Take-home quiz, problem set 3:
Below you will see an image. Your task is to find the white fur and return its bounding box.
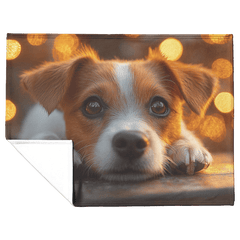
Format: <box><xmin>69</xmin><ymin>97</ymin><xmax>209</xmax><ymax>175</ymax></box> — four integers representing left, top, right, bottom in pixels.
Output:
<box><xmin>19</xmin><ymin>104</ymin><xmax>66</xmax><ymax>140</ymax></box>
<box><xmin>114</xmin><ymin>63</ymin><xmax>135</xmax><ymax>106</ymax></box>
<box><xmin>168</xmin><ymin>123</ymin><xmax>213</xmax><ymax>175</ymax></box>
<box><xmin>93</xmin><ymin>113</ymin><xmax>165</xmax><ymax>180</ymax></box>
<box><xmin>92</xmin><ymin>63</ymin><xmax>166</xmax><ymax>181</ymax></box>
<box><xmin>19</xmin><ymin>104</ymin><xmax>83</xmax><ymax>166</ymax></box>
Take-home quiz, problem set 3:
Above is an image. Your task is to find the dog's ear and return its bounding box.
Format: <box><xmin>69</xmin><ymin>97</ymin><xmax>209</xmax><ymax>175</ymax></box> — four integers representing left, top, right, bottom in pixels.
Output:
<box><xmin>166</xmin><ymin>61</ymin><xmax>218</xmax><ymax>115</ymax></box>
<box><xmin>149</xmin><ymin>58</ymin><xmax>218</xmax><ymax>115</ymax></box>
<box><xmin>21</xmin><ymin>57</ymin><xmax>95</xmax><ymax>114</ymax></box>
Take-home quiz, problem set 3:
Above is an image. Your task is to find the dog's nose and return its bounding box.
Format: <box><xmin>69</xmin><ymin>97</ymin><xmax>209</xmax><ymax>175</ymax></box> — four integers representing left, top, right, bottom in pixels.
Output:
<box><xmin>112</xmin><ymin>131</ymin><xmax>149</xmax><ymax>160</ymax></box>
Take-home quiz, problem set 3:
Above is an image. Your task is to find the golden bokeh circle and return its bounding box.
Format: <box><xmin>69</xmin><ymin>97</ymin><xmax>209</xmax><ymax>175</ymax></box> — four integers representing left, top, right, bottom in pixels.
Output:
<box><xmin>201</xmin><ymin>34</ymin><xmax>214</xmax><ymax>44</ymax></box>
<box><xmin>6</xmin><ymin>39</ymin><xmax>21</xmax><ymax>60</ymax></box>
<box><xmin>212</xmin><ymin>58</ymin><xmax>233</xmax><ymax>79</ymax></box>
<box><xmin>214</xmin><ymin>92</ymin><xmax>234</xmax><ymax>113</ymax></box>
<box><xmin>54</xmin><ymin>34</ymin><xmax>79</xmax><ymax>53</ymax></box>
<box><xmin>6</xmin><ymin>100</ymin><xmax>17</xmax><ymax>121</ymax></box>
<box><xmin>125</xmin><ymin>34</ymin><xmax>140</xmax><ymax>38</ymax></box>
<box><xmin>53</xmin><ymin>34</ymin><xmax>79</xmax><ymax>61</ymax></box>
<box><xmin>199</xmin><ymin>114</ymin><xmax>226</xmax><ymax>142</ymax></box>
<box><xmin>159</xmin><ymin>38</ymin><xmax>183</xmax><ymax>61</ymax></box>
<box><xmin>201</xmin><ymin>34</ymin><xmax>232</xmax><ymax>45</ymax></box>
<box><xmin>27</xmin><ymin>34</ymin><xmax>47</xmax><ymax>46</ymax></box>
<box><xmin>209</xmin><ymin>34</ymin><xmax>232</xmax><ymax>44</ymax></box>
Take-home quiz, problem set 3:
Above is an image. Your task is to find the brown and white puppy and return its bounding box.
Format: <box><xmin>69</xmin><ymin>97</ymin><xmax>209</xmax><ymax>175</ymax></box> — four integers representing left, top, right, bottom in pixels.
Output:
<box><xmin>19</xmin><ymin>46</ymin><xmax>218</xmax><ymax>182</ymax></box>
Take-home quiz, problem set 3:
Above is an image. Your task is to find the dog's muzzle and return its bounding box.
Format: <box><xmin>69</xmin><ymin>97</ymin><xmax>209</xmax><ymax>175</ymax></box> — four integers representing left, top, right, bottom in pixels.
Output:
<box><xmin>112</xmin><ymin>130</ymin><xmax>149</xmax><ymax>161</ymax></box>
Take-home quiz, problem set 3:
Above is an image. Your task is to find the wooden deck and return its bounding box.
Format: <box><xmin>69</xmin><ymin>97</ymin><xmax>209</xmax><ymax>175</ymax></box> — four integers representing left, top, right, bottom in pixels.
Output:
<box><xmin>73</xmin><ymin>153</ymin><xmax>234</xmax><ymax>206</ymax></box>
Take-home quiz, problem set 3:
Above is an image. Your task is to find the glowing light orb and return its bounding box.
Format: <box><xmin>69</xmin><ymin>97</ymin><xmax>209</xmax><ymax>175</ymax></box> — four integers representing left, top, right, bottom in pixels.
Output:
<box><xmin>201</xmin><ymin>34</ymin><xmax>232</xmax><ymax>44</ymax></box>
<box><xmin>159</xmin><ymin>38</ymin><xmax>183</xmax><ymax>61</ymax></box>
<box><xmin>27</xmin><ymin>34</ymin><xmax>47</xmax><ymax>46</ymax></box>
<box><xmin>6</xmin><ymin>40</ymin><xmax>21</xmax><ymax>60</ymax></box>
<box><xmin>201</xmin><ymin>34</ymin><xmax>214</xmax><ymax>44</ymax></box>
<box><xmin>199</xmin><ymin>114</ymin><xmax>226</xmax><ymax>142</ymax></box>
<box><xmin>125</xmin><ymin>34</ymin><xmax>140</xmax><ymax>38</ymax></box>
<box><xmin>54</xmin><ymin>34</ymin><xmax>79</xmax><ymax>53</ymax></box>
<box><xmin>214</xmin><ymin>92</ymin><xmax>233</xmax><ymax>113</ymax></box>
<box><xmin>209</xmin><ymin>34</ymin><xmax>232</xmax><ymax>44</ymax></box>
<box><xmin>6</xmin><ymin>100</ymin><xmax>17</xmax><ymax>121</ymax></box>
<box><xmin>212</xmin><ymin>58</ymin><xmax>233</xmax><ymax>79</ymax></box>
<box><xmin>53</xmin><ymin>34</ymin><xmax>79</xmax><ymax>61</ymax></box>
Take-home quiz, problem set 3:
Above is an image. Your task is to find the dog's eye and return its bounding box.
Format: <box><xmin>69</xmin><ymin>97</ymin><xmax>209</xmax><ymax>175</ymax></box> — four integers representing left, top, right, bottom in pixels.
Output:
<box><xmin>149</xmin><ymin>96</ymin><xmax>170</xmax><ymax>117</ymax></box>
<box><xmin>86</xmin><ymin>101</ymin><xmax>102</xmax><ymax>115</ymax></box>
<box><xmin>151</xmin><ymin>101</ymin><xmax>166</xmax><ymax>114</ymax></box>
<box><xmin>82</xmin><ymin>96</ymin><xmax>106</xmax><ymax>118</ymax></box>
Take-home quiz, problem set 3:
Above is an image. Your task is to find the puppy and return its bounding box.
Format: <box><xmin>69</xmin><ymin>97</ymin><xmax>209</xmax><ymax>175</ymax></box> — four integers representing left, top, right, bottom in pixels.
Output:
<box><xmin>19</xmin><ymin>45</ymin><xmax>218</xmax><ymax>182</ymax></box>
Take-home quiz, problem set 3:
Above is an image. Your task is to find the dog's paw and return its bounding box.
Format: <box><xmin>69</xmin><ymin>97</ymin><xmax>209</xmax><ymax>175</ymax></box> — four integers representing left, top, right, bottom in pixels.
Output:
<box><xmin>167</xmin><ymin>140</ymin><xmax>212</xmax><ymax>175</ymax></box>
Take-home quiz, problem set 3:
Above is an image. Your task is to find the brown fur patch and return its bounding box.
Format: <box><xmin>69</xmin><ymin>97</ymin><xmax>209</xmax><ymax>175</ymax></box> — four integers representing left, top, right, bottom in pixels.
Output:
<box><xmin>130</xmin><ymin>61</ymin><xmax>183</xmax><ymax>145</ymax></box>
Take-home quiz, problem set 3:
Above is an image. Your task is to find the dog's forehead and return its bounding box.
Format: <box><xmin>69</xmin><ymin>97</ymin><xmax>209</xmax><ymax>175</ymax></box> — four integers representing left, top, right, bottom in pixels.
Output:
<box><xmin>114</xmin><ymin>62</ymin><xmax>135</xmax><ymax>102</ymax></box>
<box><xmin>74</xmin><ymin>60</ymin><xmax>173</xmax><ymax>107</ymax></box>
<box><xmin>113</xmin><ymin>61</ymin><xmax>173</xmax><ymax>104</ymax></box>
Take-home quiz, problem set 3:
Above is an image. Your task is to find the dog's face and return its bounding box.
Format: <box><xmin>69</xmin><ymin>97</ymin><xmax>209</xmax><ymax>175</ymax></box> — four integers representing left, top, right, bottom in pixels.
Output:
<box><xmin>21</xmin><ymin>47</ymin><xmax>218</xmax><ymax>181</ymax></box>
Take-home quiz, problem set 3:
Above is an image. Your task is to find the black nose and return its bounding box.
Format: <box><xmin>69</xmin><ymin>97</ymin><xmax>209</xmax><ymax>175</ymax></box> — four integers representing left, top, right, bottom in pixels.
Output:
<box><xmin>112</xmin><ymin>131</ymin><xmax>149</xmax><ymax>160</ymax></box>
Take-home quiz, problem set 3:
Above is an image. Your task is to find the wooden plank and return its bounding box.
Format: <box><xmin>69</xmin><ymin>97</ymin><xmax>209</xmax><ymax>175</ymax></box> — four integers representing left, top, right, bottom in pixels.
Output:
<box><xmin>73</xmin><ymin>153</ymin><xmax>234</xmax><ymax>206</ymax></box>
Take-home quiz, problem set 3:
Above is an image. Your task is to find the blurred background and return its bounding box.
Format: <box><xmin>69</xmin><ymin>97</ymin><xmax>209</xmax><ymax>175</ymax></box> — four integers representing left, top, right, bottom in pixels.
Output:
<box><xmin>5</xmin><ymin>34</ymin><xmax>233</xmax><ymax>153</ymax></box>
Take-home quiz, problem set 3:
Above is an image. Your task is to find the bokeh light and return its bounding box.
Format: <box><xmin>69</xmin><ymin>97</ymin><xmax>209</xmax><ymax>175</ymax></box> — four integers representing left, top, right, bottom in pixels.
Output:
<box><xmin>53</xmin><ymin>34</ymin><xmax>79</xmax><ymax>61</ymax></box>
<box><xmin>212</xmin><ymin>58</ymin><xmax>233</xmax><ymax>79</ymax></box>
<box><xmin>27</xmin><ymin>34</ymin><xmax>47</xmax><ymax>46</ymax></box>
<box><xmin>6</xmin><ymin>39</ymin><xmax>21</xmax><ymax>60</ymax></box>
<box><xmin>6</xmin><ymin>100</ymin><xmax>17</xmax><ymax>121</ymax></box>
<box><xmin>214</xmin><ymin>92</ymin><xmax>233</xmax><ymax>113</ymax></box>
<box><xmin>199</xmin><ymin>114</ymin><xmax>226</xmax><ymax>142</ymax></box>
<box><xmin>209</xmin><ymin>34</ymin><xmax>232</xmax><ymax>44</ymax></box>
<box><xmin>201</xmin><ymin>34</ymin><xmax>232</xmax><ymax>44</ymax></box>
<box><xmin>201</xmin><ymin>34</ymin><xmax>214</xmax><ymax>44</ymax></box>
<box><xmin>159</xmin><ymin>38</ymin><xmax>183</xmax><ymax>61</ymax></box>
<box><xmin>125</xmin><ymin>34</ymin><xmax>140</xmax><ymax>38</ymax></box>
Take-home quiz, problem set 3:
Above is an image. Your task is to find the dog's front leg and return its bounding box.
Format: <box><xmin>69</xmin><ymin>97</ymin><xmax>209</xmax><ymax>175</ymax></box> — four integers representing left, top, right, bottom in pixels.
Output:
<box><xmin>167</xmin><ymin>122</ymin><xmax>213</xmax><ymax>175</ymax></box>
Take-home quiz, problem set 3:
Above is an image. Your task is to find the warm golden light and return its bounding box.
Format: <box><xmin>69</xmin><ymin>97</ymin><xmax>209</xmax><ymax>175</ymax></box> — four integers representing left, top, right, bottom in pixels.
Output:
<box><xmin>54</xmin><ymin>34</ymin><xmax>79</xmax><ymax>52</ymax></box>
<box><xmin>199</xmin><ymin>114</ymin><xmax>226</xmax><ymax>142</ymax></box>
<box><xmin>201</xmin><ymin>34</ymin><xmax>214</xmax><ymax>44</ymax></box>
<box><xmin>125</xmin><ymin>34</ymin><xmax>140</xmax><ymax>38</ymax></box>
<box><xmin>6</xmin><ymin>100</ymin><xmax>17</xmax><ymax>121</ymax></box>
<box><xmin>209</xmin><ymin>34</ymin><xmax>232</xmax><ymax>44</ymax></box>
<box><xmin>214</xmin><ymin>92</ymin><xmax>234</xmax><ymax>113</ymax></box>
<box><xmin>27</xmin><ymin>34</ymin><xmax>47</xmax><ymax>46</ymax></box>
<box><xmin>212</xmin><ymin>58</ymin><xmax>233</xmax><ymax>79</ymax></box>
<box><xmin>184</xmin><ymin>111</ymin><xmax>203</xmax><ymax>131</ymax></box>
<box><xmin>201</xmin><ymin>34</ymin><xmax>232</xmax><ymax>44</ymax></box>
<box><xmin>6</xmin><ymin>39</ymin><xmax>21</xmax><ymax>60</ymax></box>
<box><xmin>204</xmin><ymin>163</ymin><xmax>233</xmax><ymax>175</ymax></box>
<box><xmin>53</xmin><ymin>34</ymin><xmax>79</xmax><ymax>61</ymax></box>
<box><xmin>159</xmin><ymin>38</ymin><xmax>183</xmax><ymax>61</ymax></box>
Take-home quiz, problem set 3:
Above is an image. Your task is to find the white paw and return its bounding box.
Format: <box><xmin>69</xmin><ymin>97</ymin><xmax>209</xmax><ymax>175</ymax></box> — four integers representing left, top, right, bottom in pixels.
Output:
<box><xmin>167</xmin><ymin>140</ymin><xmax>213</xmax><ymax>175</ymax></box>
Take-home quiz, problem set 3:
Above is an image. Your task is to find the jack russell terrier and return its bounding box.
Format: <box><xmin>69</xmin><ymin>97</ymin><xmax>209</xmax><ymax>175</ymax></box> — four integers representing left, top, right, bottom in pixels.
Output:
<box><xmin>19</xmin><ymin>45</ymin><xmax>218</xmax><ymax>182</ymax></box>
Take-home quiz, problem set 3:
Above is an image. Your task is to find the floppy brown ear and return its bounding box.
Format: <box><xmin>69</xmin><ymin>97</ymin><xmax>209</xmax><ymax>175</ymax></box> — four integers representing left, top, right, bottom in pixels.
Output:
<box><xmin>21</xmin><ymin>57</ymin><xmax>95</xmax><ymax>114</ymax></box>
<box><xmin>150</xmin><ymin>58</ymin><xmax>218</xmax><ymax>115</ymax></box>
<box><xmin>147</xmin><ymin>48</ymin><xmax>219</xmax><ymax>115</ymax></box>
<box><xmin>167</xmin><ymin>61</ymin><xmax>218</xmax><ymax>115</ymax></box>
